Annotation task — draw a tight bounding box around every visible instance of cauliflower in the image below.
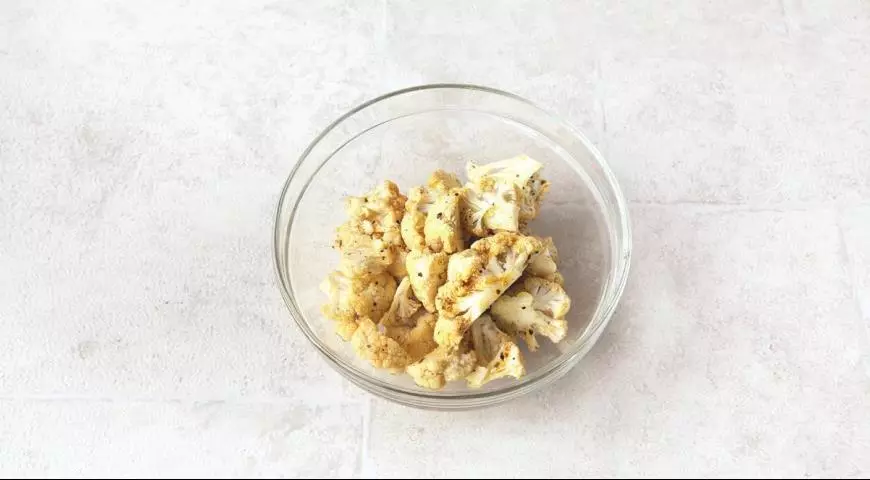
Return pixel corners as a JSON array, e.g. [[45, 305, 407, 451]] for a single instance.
[[384, 311, 438, 363], [351, 318, 410, 373], [424, 188, 464, 254], [466, 314, 526, 387], [527, 236, 559, 278], [320, 270, 397, 329], [379, 277, 422, 327], [320, 161, 571, 388], [434, 232, 537, 347], [334, 227, 395, 277], [403, 177, 465, 254], [334, 318, 359, 341], [548, 271, 565, 286], [519, 173, 550, 221], [461, 177, 521, 236], [490, 293, 566, 351], [427, 169, 462, 192], [466, 155, 549, 221], [405, 250, 449, 313], [524, 276, 571, 318], [400, 186, 432, 252], [387, 247, 409, 279], [336, 181, 407, 276], [405, 341, 478, 390], [490, 276, 570, 350]]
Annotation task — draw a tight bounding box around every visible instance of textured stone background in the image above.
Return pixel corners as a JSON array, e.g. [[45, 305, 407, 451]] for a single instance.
[[1, 0, 868, 477]]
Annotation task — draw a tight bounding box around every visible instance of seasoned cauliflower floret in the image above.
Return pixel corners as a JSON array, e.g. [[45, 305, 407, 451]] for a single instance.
[[387, 247, 409, 279], [434, 232, 537, 347], [524, 276, 571, 318], [527, 236, 559, 278], [403, 176, 465, 254], [320, 271, 397, 329], [400, 186, 432, 252], [490, 292, 568, 351], [461, 177, 521, 236], [334, 227, 395, 277], [334, 318, 359, 341], [427, 169, 462, 192], [424, 188, 464, 254], [384, 312, 438, 363], [548, 271, 565, 286], [490, 275, 570, 350], [379, 277, 422, 327], [405, 341, 478, 390], [466, 314, 526, 387], [336, 181, 407, 276], [351, 318, 410, 373], [466, 155, 549, 221], [406, 250, 449, 313]]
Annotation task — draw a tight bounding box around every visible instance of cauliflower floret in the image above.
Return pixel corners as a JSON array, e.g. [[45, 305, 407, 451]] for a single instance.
[[519, 173, 550, 221], [527, 236, 559, 278], [490, 290, 568, 351], [400, 186, 432, 252], [406, 250, 449, 313], [405, 341, 478, 390], [320, 270, 397, 328], [466, 314, 526, 387], [387, 248, 409, 279], [343, 181, 406, 244], [466, 155, 549, 221], [434, 232, 538, 347], [379, 277, 422, 327], [335, 226, 396, 277], [461, 177, 521, 236], [466, 155, 542, 185], [334, 318, 359, 341], [351, 318, 410, 373], [523, 276, 571, 318], [384, 311, 438, 363], [427, 169, 462, 192], [424, 188, 464, 254], [547, 271, 565, 286], [336, 181, 407, 276], [403, 177, 465, 254]]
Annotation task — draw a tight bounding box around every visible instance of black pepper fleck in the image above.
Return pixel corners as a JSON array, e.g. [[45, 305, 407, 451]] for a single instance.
[[417, 272, 423, 277], [496, 289, 501, 294], [436, 212, 443, 220], [521, 306, 526, 310]]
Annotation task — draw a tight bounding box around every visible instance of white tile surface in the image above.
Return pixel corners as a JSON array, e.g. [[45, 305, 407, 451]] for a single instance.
[[368, 207, 870, 478], [0, 400, 363, 478], [1, 0, 868, 477]]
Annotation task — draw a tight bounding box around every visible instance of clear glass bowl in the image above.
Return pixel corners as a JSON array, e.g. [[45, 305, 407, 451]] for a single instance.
[[274, 84, 631, 410]]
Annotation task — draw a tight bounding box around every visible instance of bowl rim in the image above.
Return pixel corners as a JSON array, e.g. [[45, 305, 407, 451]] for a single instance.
[[273, 83, 632, 409]]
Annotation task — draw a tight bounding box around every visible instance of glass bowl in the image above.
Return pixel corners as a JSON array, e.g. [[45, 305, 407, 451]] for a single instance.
[[273, 84, 631, 410]]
